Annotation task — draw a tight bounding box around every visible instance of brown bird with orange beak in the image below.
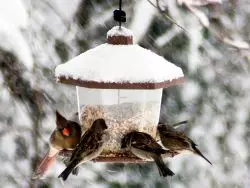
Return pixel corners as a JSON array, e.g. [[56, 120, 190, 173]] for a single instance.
[[157, 122, 212, 165], [32, 111, 82, 179]]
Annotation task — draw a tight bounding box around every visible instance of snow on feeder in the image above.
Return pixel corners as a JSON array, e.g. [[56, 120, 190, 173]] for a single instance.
[[55, 26, 184, 162]]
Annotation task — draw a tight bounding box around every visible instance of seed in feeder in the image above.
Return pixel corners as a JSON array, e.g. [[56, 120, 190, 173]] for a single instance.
[[79, 102, 160, 155]]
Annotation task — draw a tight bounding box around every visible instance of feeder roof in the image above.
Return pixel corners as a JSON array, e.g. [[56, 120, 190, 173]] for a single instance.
[[55, 27, 184, 89]]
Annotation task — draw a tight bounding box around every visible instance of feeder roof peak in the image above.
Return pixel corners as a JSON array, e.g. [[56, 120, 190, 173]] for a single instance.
[[107, 26, 133, 38]]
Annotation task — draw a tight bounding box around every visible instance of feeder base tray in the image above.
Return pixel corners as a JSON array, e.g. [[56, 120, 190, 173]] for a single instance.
[[58, 150, 177, 163]]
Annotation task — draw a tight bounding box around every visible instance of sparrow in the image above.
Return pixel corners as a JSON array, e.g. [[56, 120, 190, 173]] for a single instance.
[[32, 111, 82, 179], [58, 118, 108, 181], [121, 131, 175, 177], [157, 122, 212, 165]]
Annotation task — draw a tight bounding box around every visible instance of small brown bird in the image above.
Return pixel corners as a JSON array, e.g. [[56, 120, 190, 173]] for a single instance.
[[157, 122, 212, 165], [121, 131, 175, 177], [32, 111, 82, 179], [58, 119, 108, 181]]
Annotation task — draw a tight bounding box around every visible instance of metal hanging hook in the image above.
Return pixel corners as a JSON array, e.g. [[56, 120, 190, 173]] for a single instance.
[[113, 0, 126, 28], [119, 0, 122, 12]]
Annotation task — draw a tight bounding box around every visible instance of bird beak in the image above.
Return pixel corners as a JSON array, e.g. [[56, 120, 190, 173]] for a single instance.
[[62, 128, 70, 136], [99, 119, 108, 129]]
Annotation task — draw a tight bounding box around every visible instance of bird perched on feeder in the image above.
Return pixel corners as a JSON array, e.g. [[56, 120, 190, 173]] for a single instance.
[[32, 111, 82, 179], [121, 131, 175, 177], [58, 118, 108, 181], [157, 122, 212, 165]]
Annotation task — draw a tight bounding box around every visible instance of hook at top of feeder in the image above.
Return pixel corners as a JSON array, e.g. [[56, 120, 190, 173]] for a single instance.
[[107, 26, 133, 45]]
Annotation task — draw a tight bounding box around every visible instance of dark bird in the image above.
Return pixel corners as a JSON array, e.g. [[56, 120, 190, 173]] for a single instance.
[[121, 131, 175, 177], [58, 119, 108, 181], [32, 111, 82, 179], [157, 122, 212, 165]]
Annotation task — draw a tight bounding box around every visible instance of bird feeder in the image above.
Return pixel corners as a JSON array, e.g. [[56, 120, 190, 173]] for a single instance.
[[55, 25, 184, 162]]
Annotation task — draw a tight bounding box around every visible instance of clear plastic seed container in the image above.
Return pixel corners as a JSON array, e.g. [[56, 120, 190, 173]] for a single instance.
[[77, 87, 162, 155]]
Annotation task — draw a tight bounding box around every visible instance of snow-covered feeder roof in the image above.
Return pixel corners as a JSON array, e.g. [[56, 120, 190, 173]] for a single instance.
[[55, 26, 184, 89]]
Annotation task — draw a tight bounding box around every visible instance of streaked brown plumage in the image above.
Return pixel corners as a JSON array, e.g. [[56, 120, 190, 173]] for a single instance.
[[58, 119, 108, 181], [121, 131, 174, 177], [32, 111, 82, 179], [157, 122, 212, 165]]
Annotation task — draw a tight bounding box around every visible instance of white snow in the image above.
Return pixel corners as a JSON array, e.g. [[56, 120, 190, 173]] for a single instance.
[[187, 5, 210, 27], [186, 14, 203, 73], [155, 27, 182, 47], [129, 0, 157, 44], [49, 0, 81, 21], [181, 80, 201, 102], [55, 43, 184, 84], [177, 0, 222, 6], [107, 26, 133, 37], [0, 1, 33, 70], [0, 0, 28, 29], [0, 19, 33, 70]]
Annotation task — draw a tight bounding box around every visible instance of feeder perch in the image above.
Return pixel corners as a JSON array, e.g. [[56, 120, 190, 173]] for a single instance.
[[55, 26, 184, 163]]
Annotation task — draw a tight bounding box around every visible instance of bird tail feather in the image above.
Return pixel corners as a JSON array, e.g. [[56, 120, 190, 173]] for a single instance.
[[64, 160, 79, 176], [58, 160, 78, 181], [32, 151, 57, 179], [152, 155, 175, 177], [193, 147, 212, 165]]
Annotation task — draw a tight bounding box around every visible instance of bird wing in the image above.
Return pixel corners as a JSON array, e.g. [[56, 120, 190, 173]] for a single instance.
[[69, 129, 102, 161], [161, 131, 191, 149], [131, 132, 166, 154]]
